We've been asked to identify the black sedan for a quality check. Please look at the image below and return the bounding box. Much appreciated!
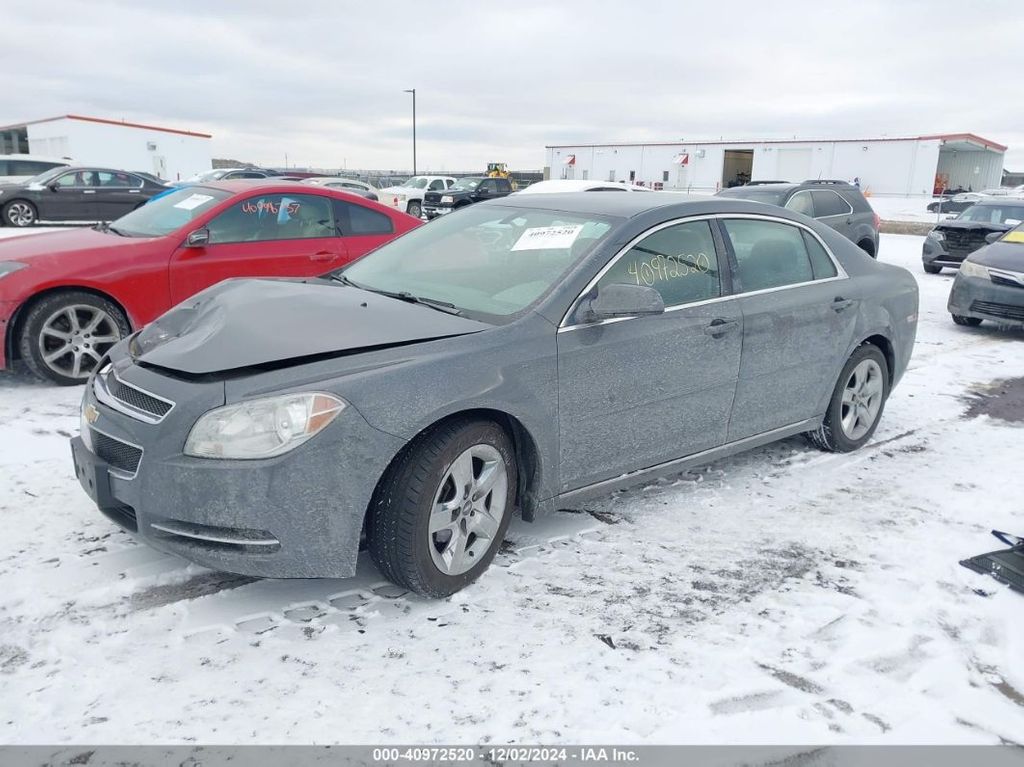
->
[0,166,169,227]
[948,223,1024,327]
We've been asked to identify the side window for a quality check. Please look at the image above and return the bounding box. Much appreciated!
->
[497,179,512,193]
[802,231,838,279]
[208,194,335,244]
[785,191,814,217]
[723,219,815,292]
[810,190,852,218]
[97,172,132,187]
[445,179,455,188]
[479,180,496,193]
[56,171,96,187]
[428,179,445,191]
[597,220,721,307]
[11,160,59,176]
[334,199,394,236]
[0,161,7,175]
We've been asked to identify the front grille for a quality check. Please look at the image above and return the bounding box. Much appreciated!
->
[941,229,991,257]
[971,300,1024,322]
[105,371,173,419]
[92,430,143,475]
[424,192,441,204]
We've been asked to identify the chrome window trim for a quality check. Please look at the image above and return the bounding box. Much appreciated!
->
[558,212,848,332]
[989,267,1024,286]
[88,424,144,481]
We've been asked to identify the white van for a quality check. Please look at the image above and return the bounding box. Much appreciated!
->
[0,155,70,185]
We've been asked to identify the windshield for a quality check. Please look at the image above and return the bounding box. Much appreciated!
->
[187,169,228,182]
[450,178,482,192]
[106,186,233,237]
[958,204,1024,225]
[22,167,69,186]
[337,205,617,321]
[402,177,429,189]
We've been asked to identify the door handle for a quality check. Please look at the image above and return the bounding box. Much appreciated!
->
[83,190,96,194]
[832,296,855,312]
[309,251,339,262]
[704,318,739,337]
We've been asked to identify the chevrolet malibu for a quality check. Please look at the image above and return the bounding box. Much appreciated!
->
[71,194,918,597]
[0,181,419,384]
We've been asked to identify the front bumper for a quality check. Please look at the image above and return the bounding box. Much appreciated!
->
[422,204,453,220]
[70,349,406,578]
[922,238,968,269]
[948,273,1024,326]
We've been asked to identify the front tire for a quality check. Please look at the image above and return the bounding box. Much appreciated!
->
[18,291,131,385]
[952,314,982,327]
[367,418,517,597]
[923,263,942,274]
[406,200,422,218]
[807,344,890,453]
[3,200,37,227]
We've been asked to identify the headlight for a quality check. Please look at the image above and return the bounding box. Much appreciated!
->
[0,261,27,279]
[927,230,945,241]
[185,392,346,459]
[959,260,990,279]
[396,193,407,203]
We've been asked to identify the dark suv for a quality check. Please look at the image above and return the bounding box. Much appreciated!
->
[718,180,880,257]
[423,177,513,219]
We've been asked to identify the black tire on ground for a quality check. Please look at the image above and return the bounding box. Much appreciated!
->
[3,200,38,227]
[923,263,942,274]
[407,200,422,218]
[807,344,890,453]
[952,314,983,327]
[367,418,518,597]
[858,239,876,258]
[18,290,131,385]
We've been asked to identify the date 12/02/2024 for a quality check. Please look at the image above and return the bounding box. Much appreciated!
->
[371,746,640,762]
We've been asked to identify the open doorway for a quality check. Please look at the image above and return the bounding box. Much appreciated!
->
[723,149,753,188]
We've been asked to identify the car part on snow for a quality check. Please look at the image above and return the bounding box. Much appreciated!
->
[960,530,1024,595]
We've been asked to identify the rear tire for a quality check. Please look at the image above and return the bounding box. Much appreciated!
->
[923,263,942,274]
[18,291,131,385]
[952,314,982,327]
[807,344,889,453]
[406,200,422,218]
[3,200,37,227]
[367,418,517,597]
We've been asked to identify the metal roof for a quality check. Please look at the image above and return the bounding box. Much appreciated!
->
[0,114,212,139]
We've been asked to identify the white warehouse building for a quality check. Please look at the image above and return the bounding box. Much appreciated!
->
[0,114,212,182]
[544,133,1007,197]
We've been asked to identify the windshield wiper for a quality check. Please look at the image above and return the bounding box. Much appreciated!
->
[331,274,462,315]
[106,225,129,237]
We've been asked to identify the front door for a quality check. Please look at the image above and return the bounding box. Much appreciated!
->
[169,191,348,304]
[557,218,742,492]
[41,170,99,221]
[719,216,858,441]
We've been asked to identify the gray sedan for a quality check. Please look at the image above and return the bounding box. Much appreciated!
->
[70,194,919,597]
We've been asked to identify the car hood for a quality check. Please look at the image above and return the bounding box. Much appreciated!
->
[970,240,1024,271]
[0,227,142,262]
[132,277,492,376]
[935,219,1014,233]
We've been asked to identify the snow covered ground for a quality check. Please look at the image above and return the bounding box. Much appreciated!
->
[1,233,1023,745]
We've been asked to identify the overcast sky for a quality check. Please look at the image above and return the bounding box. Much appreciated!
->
[2,0,1021,173]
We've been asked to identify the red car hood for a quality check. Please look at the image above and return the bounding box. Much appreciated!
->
[0,228,155,263]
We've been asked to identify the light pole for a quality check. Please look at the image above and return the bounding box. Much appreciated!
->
[403,88,417,175]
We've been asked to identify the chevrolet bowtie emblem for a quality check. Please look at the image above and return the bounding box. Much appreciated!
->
[84,404,100,425]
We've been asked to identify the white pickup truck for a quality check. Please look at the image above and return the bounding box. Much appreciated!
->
[379,175,456,219]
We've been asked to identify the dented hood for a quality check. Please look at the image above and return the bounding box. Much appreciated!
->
[132,278,491,375]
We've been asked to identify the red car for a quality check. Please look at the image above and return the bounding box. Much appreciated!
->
[0,181,420,384]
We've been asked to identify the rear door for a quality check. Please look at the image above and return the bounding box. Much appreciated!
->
[93,171,147,221]
[168,191,348,304]
[557,218,742,490]
[720,216,857,441]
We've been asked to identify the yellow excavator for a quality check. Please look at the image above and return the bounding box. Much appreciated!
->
[486,163,517,190]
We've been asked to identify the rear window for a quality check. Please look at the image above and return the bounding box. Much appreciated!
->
[719,188,788,205]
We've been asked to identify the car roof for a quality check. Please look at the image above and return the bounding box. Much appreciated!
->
[976,198,1024,206]
[199,180,378,198]
[485,191,718,217]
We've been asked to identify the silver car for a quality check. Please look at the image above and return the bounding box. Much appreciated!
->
[70,193,918,597]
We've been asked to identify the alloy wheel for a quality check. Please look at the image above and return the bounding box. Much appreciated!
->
[840,359,883,440]
[428,444,509,576]
[37,305,122,380]
[6,202,35,227]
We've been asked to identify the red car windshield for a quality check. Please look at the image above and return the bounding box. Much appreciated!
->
[108,186,233,237]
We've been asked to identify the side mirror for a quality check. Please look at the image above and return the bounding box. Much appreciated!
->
[186,228,210,248]
[985,231,1004,244]
[579,283,665,323]
[47,182,60,192]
